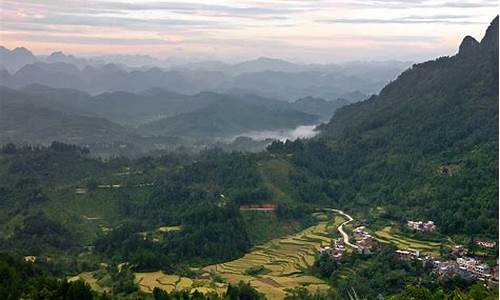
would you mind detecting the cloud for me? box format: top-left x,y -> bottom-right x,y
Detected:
321,0 -> 497,9
0,0 -> 495,62
4,12 -> 225,28
1,0 -> 303,21
287,34 -> 444,43
440,1 -> 497,8
1,33 -> 170,45
318,14 -> 486,24
93,1 -> 292,15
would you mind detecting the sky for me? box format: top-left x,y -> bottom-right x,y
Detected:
0,0 -> 497,63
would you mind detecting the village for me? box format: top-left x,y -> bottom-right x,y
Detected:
319,217 -> 499,288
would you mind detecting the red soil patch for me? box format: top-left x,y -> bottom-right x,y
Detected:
240,204 -> 277,211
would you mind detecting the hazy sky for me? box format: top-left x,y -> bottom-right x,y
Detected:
0,0 -> 497,63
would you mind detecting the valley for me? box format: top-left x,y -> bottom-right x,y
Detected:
0,8 -> 498,300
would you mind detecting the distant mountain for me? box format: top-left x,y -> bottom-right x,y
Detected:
218,70 -> 374,101
177,57 -> 411,77
339,91 -> 367,102
1,85 -> 324,154
18,85 -> 299,127
0,46 -> 37,73
13,62 -> 85,90
0,87 -> 144,151
139,97 -> 318,138
3,62 -> 228,95
14,84 -> 197,125
43,51 -> 92,68
1,47 -> 408,99
90,54 -> 169,68
292,97 -> 350,120
230,57 -> 302,74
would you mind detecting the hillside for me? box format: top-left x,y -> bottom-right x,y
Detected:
0,86 -> 327,155
139,97 -> 318,138
291,97 -> 351,120
218,70 -> 373,101
0,87 -> 141,146
270,16 -> 499,238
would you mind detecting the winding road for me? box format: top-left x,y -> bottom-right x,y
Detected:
323,208 -> 359,249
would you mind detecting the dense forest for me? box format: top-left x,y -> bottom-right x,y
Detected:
268,16 -> 499,239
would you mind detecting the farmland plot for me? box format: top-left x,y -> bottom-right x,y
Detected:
202,212 -> 344,299
133,212 -> 345,299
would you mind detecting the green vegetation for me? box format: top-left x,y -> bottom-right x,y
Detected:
308,245 -> 499,300
284,284 -> 498,300
0,252 -> 96,300
245,265 -> 270,276
387,284 -> 498,300
257,158 -> 296,203
267,17 -> 499,240
202,213 -> 342,299
0,17 -> 498,300
373,226 -> 446,256
241,212 -> 289,246
151,281 -> 264,300
140,97 -> 317,138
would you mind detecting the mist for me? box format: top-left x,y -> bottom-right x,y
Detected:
234,124 -> 320,142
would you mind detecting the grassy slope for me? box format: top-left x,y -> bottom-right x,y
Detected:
241,211 -> 302,246
241,157 -> 305,245
257,157 -> 296,204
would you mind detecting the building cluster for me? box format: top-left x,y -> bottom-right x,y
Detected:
316,216 -> 498,288
395,249 -> 420,261
392,242 -> 498,285
24,255 -> 37,263
98,184 -> 122,189
407,220 -> 436,232
318,225 -> 380,261
456,257 -> 491,278
428,256 -> 494,281
476,240 -> 497,249
416,245 -> 497,283
319,237 -> 346,262
75,187 -> 88,194
76,182 -> 152,194
353,226 -> 379,254
81,183 -> 152,191
451,245 -> 468,257
239,204 -> 277,211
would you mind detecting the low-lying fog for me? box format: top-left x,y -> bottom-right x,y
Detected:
234,124 -> 320,142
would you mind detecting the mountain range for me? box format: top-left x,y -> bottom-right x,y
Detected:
1,46 -> 402,155
0,83 -> 340,155
0,46 -> 411,101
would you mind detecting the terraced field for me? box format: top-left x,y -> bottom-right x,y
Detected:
68,272 -> 111,294
201,213 -> 344,299
133,212 -> 345,299
373,226 -> 448,255
134,272 -> 226,294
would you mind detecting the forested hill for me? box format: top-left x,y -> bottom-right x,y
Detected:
321,16 -> 498,139
269,16 -> 499,237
